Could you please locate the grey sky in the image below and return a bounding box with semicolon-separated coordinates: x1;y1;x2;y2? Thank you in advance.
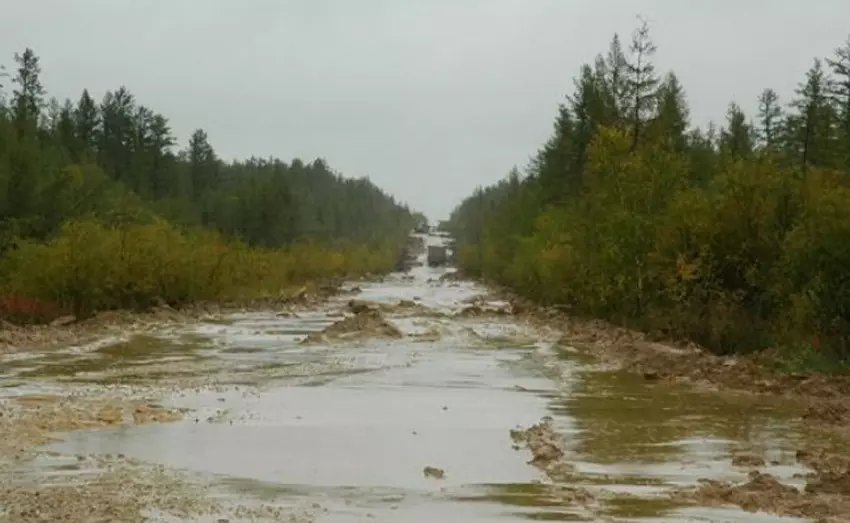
2;1;849;220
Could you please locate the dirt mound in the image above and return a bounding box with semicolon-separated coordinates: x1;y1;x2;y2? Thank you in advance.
324;309;402;338
302;307;402;344
673;471;850;520
803;402;850;424
683;472;804;515
796;449;850;475
807;472;850;496
510;417;573;478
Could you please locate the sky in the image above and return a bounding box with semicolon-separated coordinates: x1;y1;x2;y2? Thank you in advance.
2;1;849;220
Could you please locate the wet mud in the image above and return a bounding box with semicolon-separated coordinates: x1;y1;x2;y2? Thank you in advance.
3;233;850;521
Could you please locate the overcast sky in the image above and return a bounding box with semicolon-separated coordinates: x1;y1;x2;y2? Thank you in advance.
2;1;849;219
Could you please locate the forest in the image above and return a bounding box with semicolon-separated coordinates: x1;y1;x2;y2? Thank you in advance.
448;23;850;370
0;49;417;319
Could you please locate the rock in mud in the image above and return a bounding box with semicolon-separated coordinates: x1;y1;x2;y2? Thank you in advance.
732;453;766;468
423;466;445;480
459;305;484;317
511;417;572;477
347;299;376;314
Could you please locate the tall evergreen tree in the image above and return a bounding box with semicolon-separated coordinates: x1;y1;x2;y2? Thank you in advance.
788;59;835;170
603;33;630;122
75;89;100;154
649;72;689;150
756;88;782;151
827;37;850;169
720;102;755;158
11;48;45;133
625;18;659;150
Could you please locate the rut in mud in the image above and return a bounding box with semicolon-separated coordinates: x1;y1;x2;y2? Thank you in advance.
2;233;850;522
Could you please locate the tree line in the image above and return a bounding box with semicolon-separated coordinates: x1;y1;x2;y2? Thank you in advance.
0;48;417;319
448;22;850;369
0;48;414;248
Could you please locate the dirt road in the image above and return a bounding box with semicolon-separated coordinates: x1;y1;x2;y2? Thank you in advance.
1;234;848;522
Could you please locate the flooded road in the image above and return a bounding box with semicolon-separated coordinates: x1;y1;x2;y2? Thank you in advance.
0;234;841;522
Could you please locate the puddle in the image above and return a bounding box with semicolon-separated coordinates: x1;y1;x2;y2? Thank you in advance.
4;233;842;521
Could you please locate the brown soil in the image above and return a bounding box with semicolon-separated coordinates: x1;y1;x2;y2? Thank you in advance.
0;394;185;459
674;471;850;520
302;307;402;344
493;290;850;520
0;457;314;522
510;417;574;478
796;449;850;476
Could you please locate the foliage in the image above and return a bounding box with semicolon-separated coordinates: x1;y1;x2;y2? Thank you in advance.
0;219;401;319
0;48;417;322
448;24;850;368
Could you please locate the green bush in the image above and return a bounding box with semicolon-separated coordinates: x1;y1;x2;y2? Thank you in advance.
0;218;402;320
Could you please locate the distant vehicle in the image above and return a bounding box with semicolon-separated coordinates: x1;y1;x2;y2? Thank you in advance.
427;245;448;267
414;221;429;234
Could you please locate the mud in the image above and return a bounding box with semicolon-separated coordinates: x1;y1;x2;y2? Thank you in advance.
673;471;850;521
0;281;345;357
0;458;316;523
732;453;767;468
301;307;402;344
510;417;572;477
497;291;850;430
0;392;184;459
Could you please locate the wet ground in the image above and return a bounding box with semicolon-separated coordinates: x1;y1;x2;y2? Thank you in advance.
0;234;845;522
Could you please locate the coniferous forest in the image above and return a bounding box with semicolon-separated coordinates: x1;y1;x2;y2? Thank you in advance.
0;49;417;318
449;24;850;369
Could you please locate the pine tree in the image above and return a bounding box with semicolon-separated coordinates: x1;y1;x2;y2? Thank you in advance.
188;128;218;201
57;99;78;158
649;72;689;150
99;86;136;179
625;18;659;150
756;88;782;150
788;59;835;170
535;105;575;205
604;33;630;122
720;102;754;158
11;48;46;133
75;89;100;155
827;36;850;169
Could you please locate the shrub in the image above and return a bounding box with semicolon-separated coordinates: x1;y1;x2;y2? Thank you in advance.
0;218;403;320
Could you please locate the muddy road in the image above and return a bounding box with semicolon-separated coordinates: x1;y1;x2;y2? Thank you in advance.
1;234;848;522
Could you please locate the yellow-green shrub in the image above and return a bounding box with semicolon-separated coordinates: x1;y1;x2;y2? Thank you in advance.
0;218;401;319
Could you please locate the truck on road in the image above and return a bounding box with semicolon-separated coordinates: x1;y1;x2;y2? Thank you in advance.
427;245;448;267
